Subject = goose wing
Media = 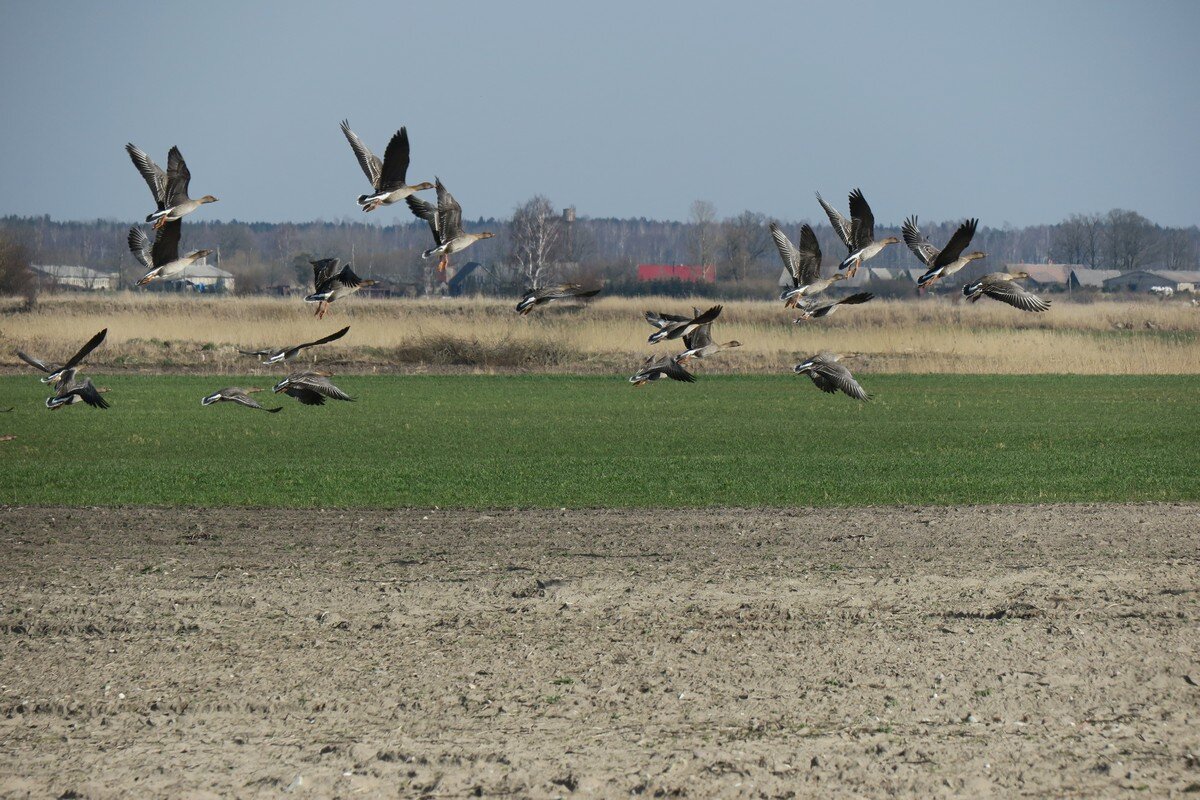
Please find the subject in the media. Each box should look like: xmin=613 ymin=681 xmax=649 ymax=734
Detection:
xmin=848 ymin=188 xmax=875 ymax=246
xmin=983 ymin=279 xmax=1051 ymax=312
xmin=311 ymin=258 xmax=342 ymax=290
xmin=285 ymin=386 xmax=326 ymax=405
xmin=377 ymin=127 xmax=411 ymax=191
xmin=406 ymin=195 xmax=443 ymax=246
xmin=683 ymin=321 xmax=713 ymax=351
xmin=435 ymin=179 xmax=464 ymax=240
xmin=151 ymin=219 xmax=182 ymax=267
xmin=125 ymin=143 xmax=168 ymax=208
xmin=286 ymin=325 xmax=351 ymax=357
xmin=16 ymin=350 xmax=56 ymax=373
xmin=661 ymin=360 xmax=697 ymax=383
xmin=817 ymin=193 xmax=854 ymax=249
xmin=645 ymin=310 xmax=691 ymax=330
xmin=340 ymin=120 xmax=383 ymax=188
xmin=770 ymin=222 xmax=802 ymax=285
xmin=796 ymin=224 xmax=823 ymax=284
xmin=128 ymin=226 xmax=153 ymax=270
xmin=302 ymin=375 xmax=354 ymax=401
xmin=62 ymin=328 xmax=107 ymax=371
xmin=902 ymin=216 xmax=939 ymax=267
xmin=75 ymin=379 xmax=110 ymax=409
xmin=165 ymin=146 xmax=192 ymax=206
xmin=933 ymin=218 xmax=978 ymax=268
xmin=816 ymin=362 xmax=869 ymax=400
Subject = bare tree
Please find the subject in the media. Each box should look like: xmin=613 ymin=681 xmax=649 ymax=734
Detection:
xmin=1104 ymin=209 xmax=1158 ymax=271
xmin=688 ymin=200 xmax=717 ymax=267
xmin=0 ymin=236 xmax=37 ymax=306
xmin=1050 ymin=213 xmax=1103 ymax=267
xmin=1159 ymin=228 xmax=1197 ymax=271
xmin=720 ymin=210 xmax=770 ymax=282
xmin=510 ymin=195 xmax=563 ymax=288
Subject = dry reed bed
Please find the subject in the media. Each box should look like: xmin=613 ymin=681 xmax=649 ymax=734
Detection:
xmin=2 ymin=293 xmax=1198 ymax=374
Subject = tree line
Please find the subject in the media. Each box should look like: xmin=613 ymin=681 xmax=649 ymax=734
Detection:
xmin=1 ymin=202 xmax=1196 ymax=296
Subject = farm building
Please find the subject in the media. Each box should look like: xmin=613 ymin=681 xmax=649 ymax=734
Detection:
xmin=179 ymin=259 xmax=236 ymax=293
xmin=1070 ymin=269 xmax=1122 ymax=290
xmin=31 ymin=264 xmax=118 ymax=291
xmin=1102 ymin=270 xmax=1200 ymax=293
xmin=1009 ymin=264 xmax=1073 ymax=291
xmin=638 ymin=264 xmax=715 ymax=283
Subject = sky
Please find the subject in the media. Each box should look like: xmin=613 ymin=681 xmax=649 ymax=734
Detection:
xmin=1 ymin=1 xmax=1198 ymax=228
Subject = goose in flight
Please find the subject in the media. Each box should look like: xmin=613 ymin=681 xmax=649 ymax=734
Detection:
xmin=273 ymin=371 xmax=354 ymax=405
xmin=16 ymin=328 xmax=107 ymax=384
xmin=673 ymin=307 xmax=741 ymax=364
xmin=127 ymin=144 xmax=217 ymax=229
xmin=128 ymin=220 xmax=212 ymax=286
xmin=772 ymin=222 xmax=847 ymax=306
xmin=340 ymin=120 xmax=434 ymax=212
xmin=644 ymin=305 xmax=723 ymax=344
xmin=902 ymin=216 xmax=985 ymax=288
xmin=793 ymin=292 xmax=875 ymax=322
xmin=45 ymin=369 xmax=110 ymax=410
xmin=793 ymin=353 xmax=869 ymax=401
xmin=201 ymin=387 xmax=284 ymax=412
xmin=962 ymin=271 xmax=1051 ymax=312
xmin=238 ymin=326 xmax=350 ymax=365
xmin=515 ymin=283 xmax=602 ymax=315
xmin=818 ymin=189 xmax=898 ymax=276
xmin=406 ymin=179 xmax=495 ymax=272
xmin=629 ymin=354 xmax=697 ymax=386
xmin=305 ymin=259 xmax=377 ymax=319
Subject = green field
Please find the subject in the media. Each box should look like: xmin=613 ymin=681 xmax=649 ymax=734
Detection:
xmin=1 ymin=374 xmax=1196 ymax=507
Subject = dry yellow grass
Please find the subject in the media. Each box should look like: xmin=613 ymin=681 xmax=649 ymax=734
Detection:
xmin=2 ymin=292 xmax=1198 ymax=374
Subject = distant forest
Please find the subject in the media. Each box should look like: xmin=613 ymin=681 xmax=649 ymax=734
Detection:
xmin=1 ymin=200 xmax=1197 ymax=296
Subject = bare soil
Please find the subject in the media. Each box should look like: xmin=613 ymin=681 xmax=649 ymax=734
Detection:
xmin=1 ymin=504 xmax=1198 ymax=798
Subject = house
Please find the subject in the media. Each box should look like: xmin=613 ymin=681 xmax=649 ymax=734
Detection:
xmin=30 ymin=264 xmax=118 ymax=291
xmin=1102 ymin=270 xmax=1200 ymax=293
xmin=178 ymin=258 xmax=235 ymax=293
xmin=1009 ymin=264 xmax=1072 ymax=291
xmin=638 ymin=264 xmax=715 ymax=283
xmin=1069 ymin=269 xmax=1121 ymax=290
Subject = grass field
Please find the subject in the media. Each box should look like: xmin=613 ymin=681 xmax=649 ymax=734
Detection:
xmin=4 ymin=293 xmax=1200 ymax=374
xmin=2 ymin=374 xmax=1196 ymax=507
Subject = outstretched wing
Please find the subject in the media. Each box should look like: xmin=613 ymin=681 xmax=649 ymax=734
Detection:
xmin=377 ymin=127 xmax=411 ymax=191
xmin=292 ymin=325 xmax=351 ymax=353
xmin=63 ymin=328 xmax=107 ymax=371
xmin=984 ymin=280 xmax=1051 ymax=312
xmin=435 ymin=179 xmax=464 ymax=241
xmin=817 ymin=193 xmax=854 ymax=249
xmin=311 ymin=258 xmax=341 ymax=289
xmin=902 ymin=216 xmax=939 ymax=267
xmin=340 ymin=120 xmax=382 ymax=188
xmin=16 ymin=350 xmax=55 ymax=373
xmin=76 ymin=379 xmax=110 ymax=409
xmin=128 ymin=226 xmax=153 ymax=270
xmin=769 ymin=222 xmax=802 ymax=284
xmin=406 ymin=195 xmax=443 ymax=246
xmin=306 ymin=376 xmax=354 ymax=401
xmin=816 ymin=363 xmax=869 ymax=400
xmin=683 ymin=321 xmax=713 ymax=351
xmin=933 ymin=218 xmax=978 ymax=268
xmin=848 ymin=188 xmax=875 ymax=245
xmin=645 ymin=310 xmax=691 ymax=330
xmin=151 ymin=219 xmax=182 ymax=267
xmin=125 ymin=143 xmax=168 ymax=207
xmin=661 ymin=361 xmax=696 ymax=383
xmin=165 ymin=146 xmax=192 ymax=206
xmin=285 ymin=386 xmax=326 ymax=405
xmin=797 ymin=224 xmax=823 ymax=285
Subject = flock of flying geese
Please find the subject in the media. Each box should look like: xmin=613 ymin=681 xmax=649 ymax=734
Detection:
xmin=10 ymin=122 xmax=1052 ymax=411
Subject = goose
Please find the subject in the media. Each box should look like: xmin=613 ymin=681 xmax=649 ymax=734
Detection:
xmin=237 ymin=326 xmax=350 ymax=365
xmin=962 ymin=271 xmax=1051 ymax=312
xmin=45 ymin=369 xmax=110 ymax=410
xmin=273 ymin=371 xmax=354 ymax=405
xmin=201 ymin=387 xmax=283 ymax=412
xmin=341 ymin=120 xmax=434 ymax=212
xmin=673 ymin=308 xmax=741 ymax=364
xmin=772 ymin=222 xmax=847 ymax=306
xmin=817 ymin=189 xmax=898 ymax=276
xmin=305 ymin=259 xmax=377 ymax=319
xmin=515 ymin=283 xmax=602 ymax=315
xmin=644 ymin=305 xmax=722 ymax=344
xmin=16 ymin=328 xmax=107 ymax=384
xmin=793 ymin=353 xmax=869 ymax=401
xmin=793 ymin=292 xmax=875 ymax=322
xmin=406 ymin=179 xmax=495 ymax=272
xmin=128 ymin=220 xmax=212 ymax=286
xmin=128 ymin=145 xmax=217 ymax=229
xmin=902 ymin=216 xmax=985 ymax=288
xmin=629 ymin=354 xmax=697 ymax=386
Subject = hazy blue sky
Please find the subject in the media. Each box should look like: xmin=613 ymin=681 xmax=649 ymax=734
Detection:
xmin=2 ymin=1 xmax=1198 ymax=227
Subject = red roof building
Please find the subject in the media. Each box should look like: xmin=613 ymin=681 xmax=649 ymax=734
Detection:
xmin=637 ymin=264 xmax=716 ymax=283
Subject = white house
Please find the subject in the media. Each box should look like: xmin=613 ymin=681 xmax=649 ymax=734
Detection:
xmin=30 ymin=264 xmax=118 ymax=291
